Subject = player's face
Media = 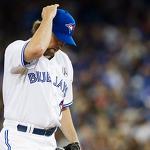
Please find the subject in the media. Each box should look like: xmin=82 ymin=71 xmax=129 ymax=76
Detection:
xmin=44 ymin=34 xmax=64 ymax=58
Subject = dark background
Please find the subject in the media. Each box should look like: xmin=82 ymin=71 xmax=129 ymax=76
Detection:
xmin=0 ymin=0 xmax=150 ymax=149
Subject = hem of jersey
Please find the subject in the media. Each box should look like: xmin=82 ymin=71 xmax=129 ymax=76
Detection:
xmin=21 ymin=41 xmax=29 ymax=67
xmin=63 ymin=101 xmax=73 ymax=108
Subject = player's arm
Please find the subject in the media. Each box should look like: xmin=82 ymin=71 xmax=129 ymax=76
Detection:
xmin=60 ymin=107 xmax=80 ymax=150
xmin=24 ymin=4 xmax=59 ymax=62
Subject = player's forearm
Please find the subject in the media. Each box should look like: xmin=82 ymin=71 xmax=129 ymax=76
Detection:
xmin=60 ymin=108 xmax=79 ymax=143
xmin=61 ymin=124 xmax=79 ymax=143
xmin=25 ymin=18 xmax=53 ymax=62
xmin=30 ymin=18 xmax=53 ymax=51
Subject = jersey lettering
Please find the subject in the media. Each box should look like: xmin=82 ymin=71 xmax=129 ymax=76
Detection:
xmin=28 ymin=73 xmax=37 ymax=83
xmin=62 ymin=82 xmax=68 ymax=97
xmin=37 ymin=71 xmax=45 ymax=82
xmin=56 ymin=79 xmax=63 ymax=90
xmin=53 ymin=76 xmax=68 ymax=97
xmin=28 ymin=72 xmax=68 ymax=97
xmin=28 ymin=71 xmax=51 ymax=83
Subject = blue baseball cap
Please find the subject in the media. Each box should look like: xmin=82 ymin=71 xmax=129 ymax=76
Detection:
xmin=52 ymin=9 xmax=76 ymax=46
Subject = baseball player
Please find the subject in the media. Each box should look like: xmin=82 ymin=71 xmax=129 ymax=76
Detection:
xmin=0 ymin=4 xmax=80 ymax=150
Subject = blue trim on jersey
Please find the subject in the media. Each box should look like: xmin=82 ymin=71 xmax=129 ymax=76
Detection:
xmin=63 ymin=101 xmax=73 ymax=108
xmin=21 ymin=42 xmax=29 ymax=67
xmin=5 ymin=130 xmax=11 ymax=150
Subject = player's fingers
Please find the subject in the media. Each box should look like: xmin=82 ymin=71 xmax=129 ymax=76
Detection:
xmin=48 ymin=4 xmax=59 ymax=8
xmin=43 ymin=4 xmax=59 ymax=10
xmin=54 ymin=4 xmax=59 ymax=8
xmin=42 ymin=4 xmax=59 ymax=19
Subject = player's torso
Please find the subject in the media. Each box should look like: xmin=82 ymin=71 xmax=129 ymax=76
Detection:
xmin=3 ymin=50 xmax=70 ymax=128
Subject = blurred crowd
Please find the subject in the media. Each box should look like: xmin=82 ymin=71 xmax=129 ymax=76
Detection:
xmin=0 ymin=0 xmax=150 ymax=150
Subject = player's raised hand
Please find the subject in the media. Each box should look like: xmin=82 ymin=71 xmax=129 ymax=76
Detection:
xmin=42 ymin=4 xmax=59 ymax=20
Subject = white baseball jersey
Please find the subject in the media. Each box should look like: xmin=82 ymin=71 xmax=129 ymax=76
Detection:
xmin=3 ymin=40 xmax=73 ymax=128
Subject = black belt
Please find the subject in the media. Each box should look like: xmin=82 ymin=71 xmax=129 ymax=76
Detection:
xmin=17 ymin=124 xmax=57 ymax=136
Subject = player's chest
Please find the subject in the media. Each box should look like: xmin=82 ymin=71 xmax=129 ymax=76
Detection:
xmin=26 ymin=57 xmax=69 ymax=97
xmin=32 ymin=57 xmax=68 ymax=80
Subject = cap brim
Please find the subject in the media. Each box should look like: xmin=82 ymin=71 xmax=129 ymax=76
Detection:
xmin=54 ymin=32 xmax=76 ymax=46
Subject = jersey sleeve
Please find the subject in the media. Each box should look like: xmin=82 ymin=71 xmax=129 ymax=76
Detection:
xmin=62 ymin=80 xmax=73 ymax=108
xmin=5 ymin=40 xmax=38 ymax=70
xmin=62 ymin=55 xmax=74 ymax=108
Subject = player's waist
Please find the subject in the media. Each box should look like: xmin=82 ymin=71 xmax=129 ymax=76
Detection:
xmin=3 ymin=119 xmax=57 ymax=137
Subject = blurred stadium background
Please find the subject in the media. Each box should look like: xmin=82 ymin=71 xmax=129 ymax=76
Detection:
xmin=0 ymin=0 xmax=150 ymax=149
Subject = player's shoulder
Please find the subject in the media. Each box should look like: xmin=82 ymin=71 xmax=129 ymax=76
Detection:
xmin=56 ymin=50 xmax=73 ymax=78
xmin=6 ymin=40 xmax=28 ymax=50
xmin=57 ymin=50 xmax=69 ymax=58
xmin=5 ymin=39 xmax=29 ymax=55
xmin=57 ymin=50 xmax=72 ymax=64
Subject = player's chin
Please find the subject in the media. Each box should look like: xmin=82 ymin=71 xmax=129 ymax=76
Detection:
xmin=49 ymin=52 xmax=55 ymax=58
xmin=49 ymin=49 xmax=57 ymax=57
xmin=44 ymin=48 xmax=56 ymax=57
xmin=50 ymin=48 xmax=59 ymax=53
